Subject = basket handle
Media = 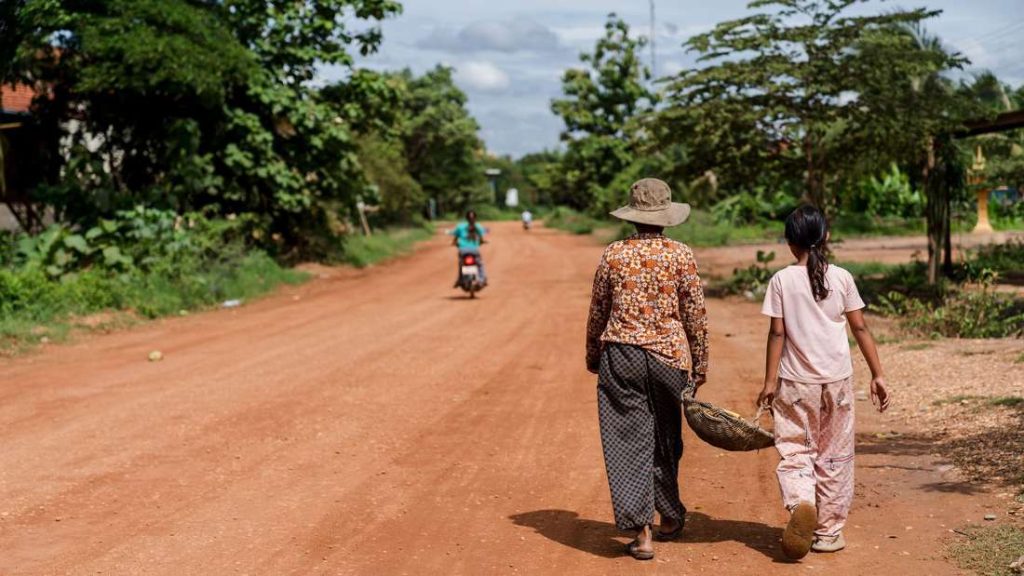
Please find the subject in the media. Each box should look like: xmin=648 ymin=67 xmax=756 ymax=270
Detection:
xmin=751 ymin=403 xmax=772 ymax=424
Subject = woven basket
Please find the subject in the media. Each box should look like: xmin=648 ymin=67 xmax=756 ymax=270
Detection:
xmin=682 ymin=395 xmax=774 ymax=452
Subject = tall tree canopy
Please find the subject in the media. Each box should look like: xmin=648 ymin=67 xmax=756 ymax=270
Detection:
xmin=660 ymin=0 xmax=960 ymax=211
xmin=551 ymin=13 xmax=656 ymax=212
xmin=3 ymin=0 xmax=404 ymax=256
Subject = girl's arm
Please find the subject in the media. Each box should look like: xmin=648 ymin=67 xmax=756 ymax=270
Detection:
xmin=758 ymin=317 xmax=786 ymax=407
xmin=846 ymin=309 xmax=891 ymax=413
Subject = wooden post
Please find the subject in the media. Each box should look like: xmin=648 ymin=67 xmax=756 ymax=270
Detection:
xmin=356 ymin=201 xmax=372 ymax=237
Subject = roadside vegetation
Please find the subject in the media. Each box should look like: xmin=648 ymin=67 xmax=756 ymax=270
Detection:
xmin=949 ymin=525 xmax=1024 ymax=576
xmin=340 ymin=221 xmax=434 ymax=268
xmin=0 ymin=208 xmax=307 ymax=354
xmin=720 ymin=240 xmax=1024 ymax=338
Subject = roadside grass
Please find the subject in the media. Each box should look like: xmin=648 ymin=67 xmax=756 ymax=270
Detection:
xmin=0 ymin=252 xmax=308 ymax=356
xmin=341 ymin=224 xmax=435 ymax=267
xmin=932 ymin=395 xmax=1023 ymax=410
xmin=665 ymin=209 xmax=783 ymax=247
xmin=543 ymin=207 xmax=607 ymax=235
xmin=901 ymin=342 xmax=933 ymax=351
xmin=933 ymin=395 xmax=988 ymax=406
xmin=990 ymin=396 xmax=1024 ymax=408
xmin=443 ymin=205 xmax=526 ymax=222
xmin=1016 ymin=352 xmax=1024 ymax=364
xmin=830 ymin=213 xmax=925 ymax=238
xmin=948 ymin=525 xmax=1024 ymax=576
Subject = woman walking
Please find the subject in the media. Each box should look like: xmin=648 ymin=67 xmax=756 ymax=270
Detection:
xmin=758 ymin=205 xmax=891 ymax=560
xmin=586 ymin=178 xmax=709 ymax=561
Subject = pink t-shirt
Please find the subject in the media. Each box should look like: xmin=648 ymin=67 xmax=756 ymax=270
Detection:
xmin=761 ymin=264 xmax=866 ymax=384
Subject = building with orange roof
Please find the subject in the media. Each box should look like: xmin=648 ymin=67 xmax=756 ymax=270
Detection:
xmin=1 ymin=83 xmax=36 ymax=114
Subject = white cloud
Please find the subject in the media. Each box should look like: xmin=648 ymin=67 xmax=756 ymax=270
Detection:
xmin=455 ymin=61 xmax=511 ymax=92
xmin=417 ymin=17 xmax=562 ymax=53
xmin=551 ymin=24 xmax=607 ymax=46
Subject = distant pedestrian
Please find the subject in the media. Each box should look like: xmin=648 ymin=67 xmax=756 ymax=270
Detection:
xmin=586 ymin=178 xmax=709 ymax=561
xmin=757 ymin=205 xmax=891 ymax=560
xmin=521 ymin=209 xmax=533 ymax=231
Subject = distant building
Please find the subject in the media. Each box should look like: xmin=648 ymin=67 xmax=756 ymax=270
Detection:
xmin=1 ymin=82 xmax=46 ymax=231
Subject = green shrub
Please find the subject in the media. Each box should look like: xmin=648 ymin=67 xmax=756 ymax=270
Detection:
xmin=966 ymin=239 xmax=1024 ymax=279
xmin=1 ymin=209 xmax=307 ymax=353
xmin=665 ymin=209 xmax=783 ymax=247
xmin=720 ymin=250 xmax=777 ymax=299
xmin=710 ymin=190 xmax=799 ymax=225
xmin=877 ymin=284 xmax=1024 ymax=339
xmin=544 ymin=206 xmax=602 ymax=235
xmin=847 ymin=163 xmax=923 ymax=218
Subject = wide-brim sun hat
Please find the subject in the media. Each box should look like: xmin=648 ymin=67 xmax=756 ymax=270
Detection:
xmin=610 ymin=178 xmax=691 ymax=227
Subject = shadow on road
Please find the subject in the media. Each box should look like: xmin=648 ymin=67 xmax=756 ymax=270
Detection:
xmin=509 ymin=509 xmax=783 ymax=560
xmin=918 ymin=481 xmax=987 ymax=495
xmin=855 ymin=432 xmax=940 ymax=456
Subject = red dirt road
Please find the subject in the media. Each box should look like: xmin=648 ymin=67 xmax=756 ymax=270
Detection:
xmin=0 ymin=223 xmax=999 ymax=575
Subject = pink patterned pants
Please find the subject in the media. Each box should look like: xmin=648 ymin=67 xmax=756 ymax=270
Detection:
xmin=772 ymin=377 xmax=855 ymax=538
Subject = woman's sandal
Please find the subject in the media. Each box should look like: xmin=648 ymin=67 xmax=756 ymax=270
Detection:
xmin=654 ymin=517 xmax=685 ymax=542
xmin=624 ymin=539 xmax=655 ymax=561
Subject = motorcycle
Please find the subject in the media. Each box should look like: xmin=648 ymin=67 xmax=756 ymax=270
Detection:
xmin=457 ymin=252 xmax=486 ymax=298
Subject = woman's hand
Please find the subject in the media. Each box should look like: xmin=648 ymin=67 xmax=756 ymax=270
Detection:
xmin=757 ymin=380 xmax=779 ymax=409
xmin=870 ymin=376 xmax=891 ymax=413
xmin=691 ymin=373 xmax=707 ymax=389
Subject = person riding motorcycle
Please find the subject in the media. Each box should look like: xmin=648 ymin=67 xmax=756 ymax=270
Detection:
xmin=450 ymin=210 xmax=487 ymax=287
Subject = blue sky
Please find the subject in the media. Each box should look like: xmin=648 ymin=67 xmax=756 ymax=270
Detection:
xmin=322 ymin=0 xmax=1024 ymax=157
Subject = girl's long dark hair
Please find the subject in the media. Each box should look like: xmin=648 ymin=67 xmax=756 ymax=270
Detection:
xmin=466 ymin=210 xmax=480 ymax=243
xmin=785 ymin=205 xmax=830 ymax=301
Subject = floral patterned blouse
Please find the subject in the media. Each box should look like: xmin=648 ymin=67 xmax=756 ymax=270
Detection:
xmin=586 ymin=232 xmax=709 ymax=374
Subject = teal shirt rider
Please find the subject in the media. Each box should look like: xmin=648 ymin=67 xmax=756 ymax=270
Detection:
xmin=451 ymin=221 xmax=487 ymax=251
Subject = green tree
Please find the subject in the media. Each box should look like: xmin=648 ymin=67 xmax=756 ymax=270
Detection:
xmin=513 ymin=150 xmax=563 ymax=207
xmin=854 ymin=23 xmax=976 ymax=282
xmin=0 ymin=1 xmax=24 ymax=82
xmin=397 ymin=66 xmax=486 ymax=215
xmin=6 ymin=0 xmax=404 ymax=257
xmin=211 ymin=0 xmax=402 ymax=254
xmin=663 ymin=0 xmax=957 ymax=212
xmin=551 ymin=13 xmax=655 ymax=212
xmin=356 ymin=133 xmax=424 ymax=222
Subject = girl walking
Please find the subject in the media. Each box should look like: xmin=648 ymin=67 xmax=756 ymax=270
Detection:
xmin=586 ymin=178 xmax=709 ymax=561
xmin=757 ymin=205 xmax=891 ymax=560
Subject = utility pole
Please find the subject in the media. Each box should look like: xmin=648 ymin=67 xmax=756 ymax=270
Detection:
xmin=649 ymin=0 xmax=656 ymax=79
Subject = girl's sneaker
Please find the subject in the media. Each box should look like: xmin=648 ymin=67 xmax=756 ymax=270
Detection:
xmin=781 ymin=502 xmax=817 ymax=559
xmin=811 ymin=533 xmax=846 ymax=553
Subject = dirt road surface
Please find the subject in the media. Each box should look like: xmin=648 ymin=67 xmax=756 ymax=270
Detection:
xmin=0 ymin=222 xmax=1001 ymax=575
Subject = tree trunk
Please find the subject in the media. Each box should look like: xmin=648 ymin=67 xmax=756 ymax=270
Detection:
xmin=942 ymin=201 xmax=953 ymax=277
xmin=923 ymin=136 xmax=941 ymax=285
xmin=803 ymin=133 xmax=826 ymax=210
